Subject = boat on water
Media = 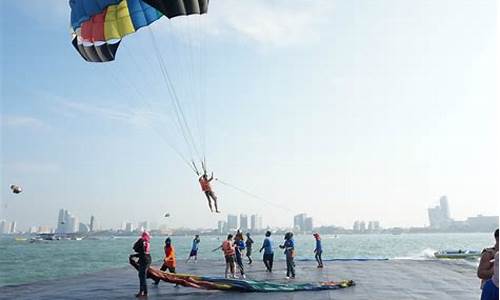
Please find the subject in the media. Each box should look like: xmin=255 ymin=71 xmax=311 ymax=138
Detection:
xmin=434 ymin=249 xmax=481 ymax=259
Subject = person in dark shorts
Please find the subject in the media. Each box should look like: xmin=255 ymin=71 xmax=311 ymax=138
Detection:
xmin=259 ymin=231 xmax=274 ymax=272
xmin=186 ymin=235 xmax=200 ymax=263
xmin=154 ymin=237 xmax=176 ymax=285
xmin=199 ymin=172 xmax=220 ymax=213
xmin=214 ymin=234 xmax=236 ymax=278
xmin=245 ymin=232 xmax=254 ymax=264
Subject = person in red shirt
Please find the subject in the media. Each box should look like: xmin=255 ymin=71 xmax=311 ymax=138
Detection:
xmin=199 ymin=172 xmax=220 ymax=213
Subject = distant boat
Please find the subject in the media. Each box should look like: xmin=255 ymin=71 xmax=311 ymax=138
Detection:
xmin=15 ymin=237 xmax=27 ymax=241
xmin=434 ymin=250 xmax=481 ymax=259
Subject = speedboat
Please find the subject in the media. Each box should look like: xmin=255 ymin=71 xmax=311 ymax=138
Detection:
xmin=434 ymin=249 xmax=481 ymax=259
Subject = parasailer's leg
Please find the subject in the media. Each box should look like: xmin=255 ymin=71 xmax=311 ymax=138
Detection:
xmin=209 ymin=192 xmax=220 ymax=213
xmin=204 ymin=191 xmax=213 ymax=212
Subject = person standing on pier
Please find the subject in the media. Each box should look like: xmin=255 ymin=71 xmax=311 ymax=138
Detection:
xmin=280 ymin=232 xmax=296 ymax=279
xmin=313 ymin=233 xmax=324 ymax=268
xmin=245 ymin=232 xmax=254 ymax=264
xmin=130 ymin=231 xmax=152 ymax=298
xmin=154 ymin=237 xmax=176 ymax=285
xmin=260 ymin=231 xmax=274 ymax=272
xmin=234 ymin=232 xmax=246 ymax=278
xmin=186 ymin=235 xmax=200 ymax=263
xmin=213 ymin=234 xmax=236 ymax=278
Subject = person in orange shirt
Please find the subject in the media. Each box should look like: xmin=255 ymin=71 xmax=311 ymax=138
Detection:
xmin=199 ymin=171 xmax=220 ymax=213
xmin=213 ymin=234 xmax=236 ymax=278
xmin=154 ymin=237 xmax=176 ymax=285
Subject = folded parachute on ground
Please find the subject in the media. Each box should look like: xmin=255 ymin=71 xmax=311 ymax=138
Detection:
xmin=129 ymin=257 xmax=355 ymax=292
xmin=69 ymin=0 xmax=208 ymax=62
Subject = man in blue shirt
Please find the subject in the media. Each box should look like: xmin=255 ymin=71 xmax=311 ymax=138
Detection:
xmin=186 ymin=235 xmax=200 ymax=263
xmin=259 ymin=231 xmax=274 ymax=272
xmin=280 ymin=232 xmax=295 ymax=278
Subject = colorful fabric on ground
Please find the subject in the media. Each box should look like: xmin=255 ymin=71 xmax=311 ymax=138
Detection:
xmin=129 ymin=258 xmax=355 ymax=292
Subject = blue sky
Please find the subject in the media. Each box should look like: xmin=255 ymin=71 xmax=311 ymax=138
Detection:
xmin=1 ymin=0 xmax=498 ymax=230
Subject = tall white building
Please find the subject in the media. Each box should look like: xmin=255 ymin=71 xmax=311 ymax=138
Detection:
xmin=251 ymin=214 xmax=262 ymax=231
xmin=9 ymin=221 xmax=16 ymax=234
xmin=240 ymin=214 xmax=248 ymax=231
xmin=304 ymin=217 xmax=313 ymax=232
xmin=57 ymin=209 xmax=79 ymax=233
xmin=294 ymin=213 xmax=307 ymax=232
xmin=428 ymin=195 xmax=453 ymax=228
xmin=0 ymin=220 xmax=10 ymax=234
xmin=227 ymin=215 xmax=238 ymax=231
xmin=89 ymin=216 xmax=95 ymax=232
xmin=125 ymin=222 xmax=135 ymax=232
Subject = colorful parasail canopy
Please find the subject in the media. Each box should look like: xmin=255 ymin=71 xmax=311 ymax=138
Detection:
xmin=69 ymin=0 xmax=208 ymax=62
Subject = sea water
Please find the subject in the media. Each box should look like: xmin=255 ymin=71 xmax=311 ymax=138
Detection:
xmin=0 ymin=232 xmax=492 ymax=286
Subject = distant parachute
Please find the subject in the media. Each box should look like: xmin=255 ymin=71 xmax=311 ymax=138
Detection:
xmin=164 ymin=213 xmax=170 ymax=218
xmin=69 ymin=0 xmax=208 ymax=62
xmin=10 ymin=185 xmax=22 ymax=194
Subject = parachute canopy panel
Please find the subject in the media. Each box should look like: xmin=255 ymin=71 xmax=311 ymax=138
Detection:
xmin=69 ymin=0 xmax=209 ymax=63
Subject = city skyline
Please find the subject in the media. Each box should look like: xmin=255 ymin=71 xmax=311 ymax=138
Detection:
xmin=4 ymin=195 xmax=497 ymax=234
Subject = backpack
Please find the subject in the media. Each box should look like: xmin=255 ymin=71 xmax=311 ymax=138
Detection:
xmin=133 ymin=238 xmax=144 ymax=253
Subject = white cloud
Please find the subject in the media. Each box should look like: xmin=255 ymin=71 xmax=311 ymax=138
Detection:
xmin=2 ymin=115 xmax=50 ymax=130
xmin=152 ymin=0 xmax=335 ymax=48
xmin=208 ymin=1 xmax=334 ymax=47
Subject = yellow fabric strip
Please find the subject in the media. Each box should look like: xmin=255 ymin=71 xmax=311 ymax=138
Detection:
xmin=104 ymin=0 xmax=135 ymax=40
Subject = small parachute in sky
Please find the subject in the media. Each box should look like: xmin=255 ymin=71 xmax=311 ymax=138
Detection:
xmin=10 ymin=185 xmax=22 ymax=194
xmin=164 ymin=213 xmax=170 ymax=218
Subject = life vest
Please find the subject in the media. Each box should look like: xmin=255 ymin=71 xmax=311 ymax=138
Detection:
xmin=222 ymin=240 xmax=235 ymax=256
xmin=199 ymin=178 xmax=211 ymax=192
xmin=164 ymin=245 xmax=176 ymax=268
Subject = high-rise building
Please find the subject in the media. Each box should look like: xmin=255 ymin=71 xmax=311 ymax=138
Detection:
xmin=440 ymin=196 xmax=450 ymax=219
xmin=125 ymin=222 xmax=135 ymax=232
xmin=240 ymin=214 xmax=248 ymax=231
xmin=0 ymin=220 xmax=10 ymax=234
xmin=353 ymin=221 xmax=360 ymax=232
xmin=304 ymin=217 xmax=313 ymax=232
xmin=57 ymin=209 xmax=65 ymax=233
xmin=373 ymin=221 xmax=381 ymax=231
xmin=428 ymin=196 xmax=453 ymax=228
xmin=294 ymin=213 xmax=307 ymax=232
xmin=217 ymin=220 xmax=227 ymax=234
xmin=57 ymin=209 xmax=79 ymax=233
xmin=89 ymin=216 xmax=95 ymax=232
xmin=251 ymin=214 xmax=262 ymax=231
xmin=368 ymin=221 xmax=374 ymax=232
xmin=9 ymin=221 xmax=16 ymax=234
xmin=227 ymin=215 xmax=238 ymax=231
xmin=359 ymin=221 xmax=366 ymax=232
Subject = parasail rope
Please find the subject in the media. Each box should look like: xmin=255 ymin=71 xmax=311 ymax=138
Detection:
xmin=147 ymin=27 xmax=203 ymax=163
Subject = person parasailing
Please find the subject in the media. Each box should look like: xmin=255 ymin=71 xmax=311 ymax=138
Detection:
xmin=199 ymin=171 xmax=220 ymax=213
